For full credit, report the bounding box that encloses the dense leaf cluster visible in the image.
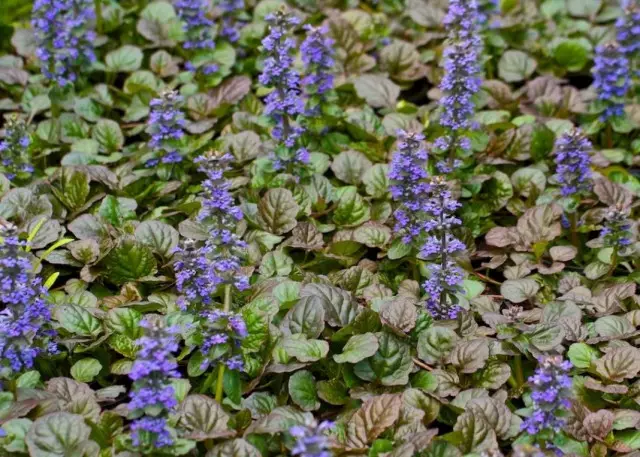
[0,0,639,456]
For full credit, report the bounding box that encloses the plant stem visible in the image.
[514,355,524,387]
[215,284,232,403]
[95,0,103,34]
[570,212,579,248]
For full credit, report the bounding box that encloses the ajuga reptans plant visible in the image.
[593,42,631,121]
[434,0,483,173]
[145,90,186,167]
[128,318,180,449]
[289,419,334,457]
[0,116,33,181]
[0,224,55,379]
[32,0,96,87]
[259,9,310,175]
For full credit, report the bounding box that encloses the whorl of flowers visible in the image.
[521,355,572,435]
[554,129,593,197]
[0,224,54,378]
[592,42,631,121]
[198,309,247,372]
[128,318,180,448]
[259,9,309,173]
[0,116,33,181]
[616,3,640,60]
[31,0,96,87]
[173,151,248,310]
[600,205,633,249]
[146,90,186,166]
[216,0,245,42]
[420,177,466,320]
[434,0,483,173]
[300,25,335,104]
[389,131,429,245]
[290,419,334,457]
[175,0,216,50]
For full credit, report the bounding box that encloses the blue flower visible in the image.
[129,318,180,449]
[434,0,483,173]
[521,355,572,435]
[259,9,309,174]
[600,205,633,248]
[419,177,466,320]
[175,0,215,50]
[616,3,640,59]
[31,0,96,87]
[198,309,247,371]
[173,151,248,310]
[389,130,429,245]
[146,90,186,166]
[592,42,630,121]
[0,224,55,377]
[0,116,33,181]
[301,25,335,102]
[290,419,333,457]
[554,129,592,197]
[216,0,245,42]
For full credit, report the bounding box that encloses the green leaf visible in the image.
[103,238,157,284]
[331,150,372,185]
[333,186,370,227]
[105,45,143,73]
[257,188,299,235]
[418,326,458,364]
[498,50,537,82]
[553,39,590,72]
[281,335,329,363]
[281,296,325,339]
[567,343,599,369]
[500,279,540,303]
[57,305,101,337]
[362,164,389,198]
[70,358,102,383]
[300,283,360,327]
[179,394,232,440]
[26,413,98,457]
[52,168,90,212]
[258,251,293,277]
[288,370,320,411]
[365,332,412,386]
[92,119,124,151]
[353,74,401,108]
[134,220,179,258]
[207,438,262,457]
[354,222,392,248]
[566,0,601,17]
[98,195,136,227]
[105,308,142,339]
[317,379,349,405]
[453,410,499,453]
[334,333,379,364]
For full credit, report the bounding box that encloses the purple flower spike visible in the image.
[173,151,248,311]
[521,355,572,435]
[554,129,593,197]
[301,25,335,103]
[0,224,55,376]
[147,90,186,166]
[0,116,33,181]
[434,0,483,171]
[290,419,334,457]
[175,0,215,50]
[592,42,631,121]
[32,0,96,87]
[128,318,180,449]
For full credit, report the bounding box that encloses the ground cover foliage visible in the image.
[0,0,639,456]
